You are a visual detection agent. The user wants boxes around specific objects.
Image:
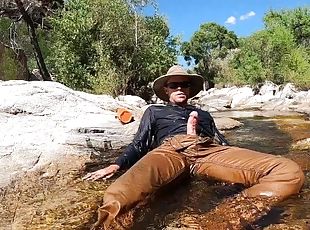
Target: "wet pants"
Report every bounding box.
[93,134,305,229]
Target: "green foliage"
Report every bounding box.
[0,19,33,53]
[0,17,41,71]
[48,0,96,90]
[232,50,265,85]
[231,28,290,85]
[48,0,178,98]
[264,7,310,47]
[230,7,310,88]
[281,47,310,88]
[0,18,11,44]
[181,22,238,87]
[2,2,308,91]
[0,48,19,80]
[23,28,52,70]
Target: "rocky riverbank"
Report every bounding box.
[0,80,309,229]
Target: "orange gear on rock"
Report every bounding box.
[116,108,134,124]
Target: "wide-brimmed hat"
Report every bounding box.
[152,65,204,102]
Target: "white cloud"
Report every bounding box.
[240,11,256,21]
[225,16,237,25]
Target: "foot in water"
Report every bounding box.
[187,111,198,135]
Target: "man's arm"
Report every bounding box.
[115,106,154,169]
[214,126,229,146]
[198,109,229,146]
[83,106,155,181]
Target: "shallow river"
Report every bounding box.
[2,114,309,230]
[225,116,310,229]
[132,115,310,230]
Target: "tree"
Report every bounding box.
[0,0,63,81]
[232,45,266,85]
[181,22,238,88]
[49,0,178,99]
[231,22,310,87]
[264,7,310,47]
[263,8,310,87]
[14,0,51,80]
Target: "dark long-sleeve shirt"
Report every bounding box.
[115,103,228,169]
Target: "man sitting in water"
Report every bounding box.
[83,65,305,229]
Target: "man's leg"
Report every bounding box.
[92,146,189,229]
[192,146,305,199]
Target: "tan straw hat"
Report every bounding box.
[152,65,204,102]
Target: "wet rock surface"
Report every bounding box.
[0,81,242,188]
[224,115,310,230]
[1,81,310,229]
[0,154,116,230]
[0,125,309,230]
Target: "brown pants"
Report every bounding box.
[93,134,305,229]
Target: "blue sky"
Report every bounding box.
[149,0,309,41]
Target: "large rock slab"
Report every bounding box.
[0,80,245,188]
[1,80,309,230]
[2,80,308,188]
[198,81,310,115]
[0,80,144,187]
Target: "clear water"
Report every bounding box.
[132,116,310,229]
[225,117,310,229]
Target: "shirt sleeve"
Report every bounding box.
[206,111,229,146]
[214,126,229,145]
[197,109,229,145]
[115,106,154,169]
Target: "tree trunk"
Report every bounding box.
[14,0,51,81]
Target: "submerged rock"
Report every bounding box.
[1,80,309,230]
[291,138,310,151]
[0,153,118,230]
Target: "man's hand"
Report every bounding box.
[82,164,120,181]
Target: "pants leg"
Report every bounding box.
[193,146,305,199]
[92,144,189,229]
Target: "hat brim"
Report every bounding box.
[152,73,204,102]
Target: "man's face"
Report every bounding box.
[164,75,191,105]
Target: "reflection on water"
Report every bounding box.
[133,116,310,230]
[225,116,310,229]
[225,118,292,155]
